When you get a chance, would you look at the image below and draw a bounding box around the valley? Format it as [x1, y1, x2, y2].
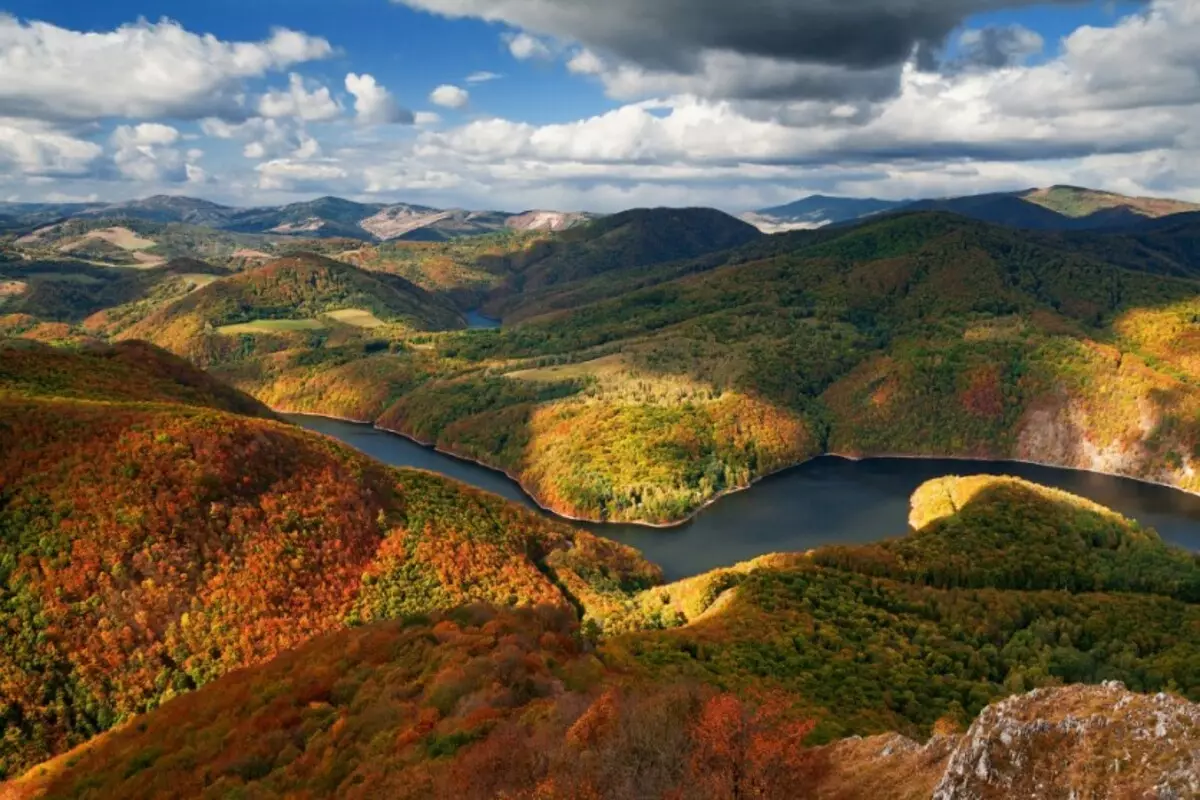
[4, 185, 1200, 798]
[293, 414, 1200, 579]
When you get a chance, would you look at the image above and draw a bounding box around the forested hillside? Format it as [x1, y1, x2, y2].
[7, 472, 1199, 798]
[0, 342, 657, 778]
[13, 210, 1200, 525]
[483, 207, 762, 315]
[355, 212, 1200, 523]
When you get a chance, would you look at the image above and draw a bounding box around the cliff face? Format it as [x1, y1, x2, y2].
[816, 683, 1199, 799]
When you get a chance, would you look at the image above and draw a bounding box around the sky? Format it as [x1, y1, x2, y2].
[0, 0, 1196, 213]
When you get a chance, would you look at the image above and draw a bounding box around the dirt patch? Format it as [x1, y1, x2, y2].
[0, 280, 26, 298]
[216, 319, 326, 335]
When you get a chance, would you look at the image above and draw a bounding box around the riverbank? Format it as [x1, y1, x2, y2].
[284, 411, 1200, 531]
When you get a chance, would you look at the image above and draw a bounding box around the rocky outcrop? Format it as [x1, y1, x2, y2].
[814, 684, 1200, 799]
[933, 683, 1200, 799]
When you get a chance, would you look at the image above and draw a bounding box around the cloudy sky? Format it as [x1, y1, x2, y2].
[0, 0, 1196, 212]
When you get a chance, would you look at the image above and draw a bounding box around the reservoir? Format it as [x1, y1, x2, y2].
[291, 415, 1200, 580]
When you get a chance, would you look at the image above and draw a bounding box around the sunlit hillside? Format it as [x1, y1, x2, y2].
[19, 210, 1200, 525]
[6, 471, 1198, 798]
[0, 342, 658, 777]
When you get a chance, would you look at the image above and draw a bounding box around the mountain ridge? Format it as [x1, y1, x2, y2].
[746, 185, 1200, 233]
[1, 195, 596, 244]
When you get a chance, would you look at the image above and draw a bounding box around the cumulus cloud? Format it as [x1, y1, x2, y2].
[345, 73, 414, 125]
[394, 0, 1092, 101]
[567, 49, 605, 76]
[0, 117, 102, 176]
[201, 116, 321, 160]
[9, 0, 1200, 212]
[505, 32, 553, 61]
[110, 123, 194, 182]
[258, 73, 342, 121]
[0, 16, 334, 122]
[430, 84, 470, 108]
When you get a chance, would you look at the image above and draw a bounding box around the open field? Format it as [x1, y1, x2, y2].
[176, 273, 222, 289]
[216, 318, 326, 335]
[323, 307, 386, 328]
[506, 353, 630, 382]
[61, 227, 158, 252]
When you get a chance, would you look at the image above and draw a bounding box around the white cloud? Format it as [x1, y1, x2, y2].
[255, 158, 348, 191]
[0, 16, 334, 122]
[201, 116, 321, 160]
[7, 0, 1200, 213]
[429, 84, 470, 109]
[110, 123, 188, 182]
[567, 49, 605, 76]
[466, 71, 503, 83]
[345, 73, 413, 125]
[258, 73, 341, 122]
[505, 32, 553, 61]
[0, 117, 102, 176]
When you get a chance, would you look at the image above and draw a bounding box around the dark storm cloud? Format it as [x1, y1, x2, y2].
[396, 0, 1124, 98]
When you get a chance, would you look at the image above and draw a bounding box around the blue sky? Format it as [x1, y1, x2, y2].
[0, 0, 1196, 211]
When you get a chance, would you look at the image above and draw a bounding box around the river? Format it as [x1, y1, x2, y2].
[290, 415, 1200, 580]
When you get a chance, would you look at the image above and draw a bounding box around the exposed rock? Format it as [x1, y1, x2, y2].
[932, 683, 1200, 799]
[505, 209, 594, 231]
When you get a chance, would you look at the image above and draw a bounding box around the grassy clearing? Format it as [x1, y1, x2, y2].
[216, 318, 326, 335]
[176, 274, 222, 289]
[76, 227, 158, 251]
[323, 308, 386, 328]
[506, 354, 629, 383]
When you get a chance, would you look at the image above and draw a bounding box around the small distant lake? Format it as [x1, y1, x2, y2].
[464, 310, 501, 329]
[291, 415, 1200, 580]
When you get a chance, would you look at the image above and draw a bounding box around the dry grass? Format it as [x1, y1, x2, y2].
[231, 248, 273, 261]
[62, 227, 157, 252]
[176, 274, 222, 289]
[216, 318, 326, 335]
[0, 280, 26, 301]
[507, 353, 630, 383]
[324, 308, 386, 329]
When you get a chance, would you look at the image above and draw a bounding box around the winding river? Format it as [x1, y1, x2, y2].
[291, 415, 1200, 580]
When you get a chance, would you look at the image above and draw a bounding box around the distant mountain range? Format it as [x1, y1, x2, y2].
[0, 195, 596, 242]
[3, 185, 1197, 246]
[743, 185, 1200, 233]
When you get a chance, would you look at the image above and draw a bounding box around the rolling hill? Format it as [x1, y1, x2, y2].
[15, 204, 1200, 527]
[0, 340, 659, 778]
[742, 195, 905, 231]
[36, 210, 1200, 526]
[484, 207, 762, 317]
[119, 253, 465, 364]
[2, 195, 595, 248]
[1021, 185, 1200, 220]
[5, 471, 1198, 798]
[0, 257, 231, 325]
[748, 185, 1200, 234]
[327, 211, 1200, 524]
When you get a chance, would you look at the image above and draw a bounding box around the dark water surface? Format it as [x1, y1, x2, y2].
[291, 415, 1200, 580]
[464, 309, 502, 329]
